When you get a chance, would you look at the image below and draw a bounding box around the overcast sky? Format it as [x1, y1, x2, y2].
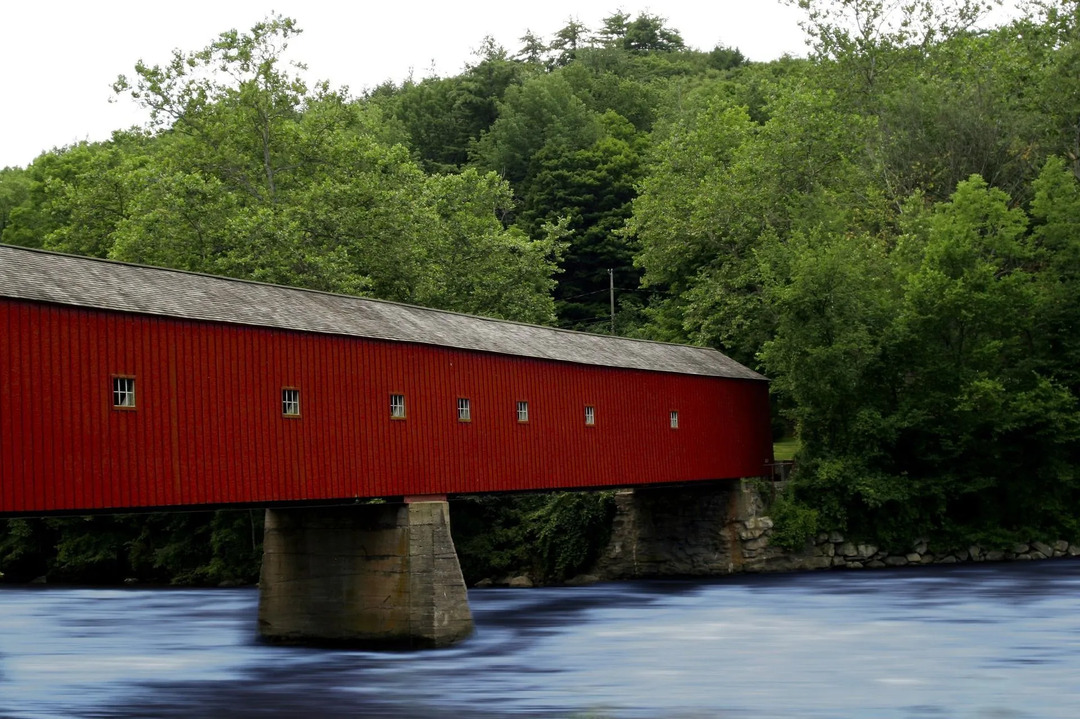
[0, 0, 812, 169]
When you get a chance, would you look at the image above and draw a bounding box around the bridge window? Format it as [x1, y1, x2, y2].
[517, 401, 529, 423]
[390, 393, 406, 419]
[281, 388, 300, 417]
[457, 397, 471, 422]
[585, 405, 595, 426]
[671, 410, 679, 429]
[112, 376, 136, 409]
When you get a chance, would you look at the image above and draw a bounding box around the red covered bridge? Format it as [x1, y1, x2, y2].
[0, 244, 771, 514]
[0, 244, 772, 647]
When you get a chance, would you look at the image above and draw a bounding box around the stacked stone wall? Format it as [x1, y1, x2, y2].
[736, 521, 1080, 573]
[592, 480, 1080, 582]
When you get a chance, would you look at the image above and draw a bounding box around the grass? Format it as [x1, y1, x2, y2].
[772, 436, 800, 462]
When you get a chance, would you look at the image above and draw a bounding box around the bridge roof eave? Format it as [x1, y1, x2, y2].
[0, 244, 766, 381]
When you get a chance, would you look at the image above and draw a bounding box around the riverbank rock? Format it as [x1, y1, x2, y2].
[564, 574, 600, 586]
[508, 575, 534, 588]
[738, 517, 773, 541]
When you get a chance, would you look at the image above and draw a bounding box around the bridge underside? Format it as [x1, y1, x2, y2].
[257, 500, 473, 648]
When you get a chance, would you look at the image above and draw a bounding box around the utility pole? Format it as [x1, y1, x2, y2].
[608, 268, 615, 335]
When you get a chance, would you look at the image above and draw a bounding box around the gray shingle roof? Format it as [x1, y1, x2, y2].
[0, 245, 765, 381]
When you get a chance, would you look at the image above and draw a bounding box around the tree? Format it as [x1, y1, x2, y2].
[708, 44, 746, 71]
[386, 49, 526, 174]
[474, 73, 600, 186]
[515, 30, 549, 66]
[623, 13, 686, 53]
[1028, 156, 1080, 391]
[595, 11, 631, 48]
[474, 70, 654, 329]
[788, 0, 998, 94]
[630, 82, 882, 361]
[0, 166, 34, 246]
[515, 111, 647, 329]
[762, 172, 1080, 545]
[114, 15, 317, 202]
[0, 136, 152, 256]
[550, 18, 590, 66]
[108, 17, 557, 320]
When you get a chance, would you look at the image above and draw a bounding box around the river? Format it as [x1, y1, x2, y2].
[1, 560, 1079, 718]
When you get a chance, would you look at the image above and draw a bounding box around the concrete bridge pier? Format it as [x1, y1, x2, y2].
[257, 499, 473, 648]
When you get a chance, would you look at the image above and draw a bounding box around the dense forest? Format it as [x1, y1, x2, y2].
[2, 0, 1079, 585]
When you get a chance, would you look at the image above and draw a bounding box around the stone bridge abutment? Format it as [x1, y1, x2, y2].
[257, 499, 473, 648]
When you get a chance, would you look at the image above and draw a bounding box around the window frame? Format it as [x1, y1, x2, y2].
[111, 375, 136, 411]
[281, 387, 301, 418]
[457, 397, 472, 423]
[516, 400, 529, 424]
[584, 404, 596, 427]
[670, 410, 679, 429]
[390, 393, 407, 420]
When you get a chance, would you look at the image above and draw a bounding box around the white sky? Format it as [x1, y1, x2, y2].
[0, 0, 810, 169]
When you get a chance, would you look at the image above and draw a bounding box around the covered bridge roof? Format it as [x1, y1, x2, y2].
[0, 245, 764, 380]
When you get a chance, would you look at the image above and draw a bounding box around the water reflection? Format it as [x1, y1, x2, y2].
[2, 561, 1079, 718]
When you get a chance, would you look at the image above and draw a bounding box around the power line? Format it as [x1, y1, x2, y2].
[558, 288, 609, 301]
[553, 315, 615, 329]
[558, 287, 674, 301]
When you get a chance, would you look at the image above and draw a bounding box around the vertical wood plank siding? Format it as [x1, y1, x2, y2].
[0, 299, 773, 513]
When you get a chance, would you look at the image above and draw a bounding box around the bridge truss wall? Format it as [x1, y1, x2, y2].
[0, 298, 772, 514]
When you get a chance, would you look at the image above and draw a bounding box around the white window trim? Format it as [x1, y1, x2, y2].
[517, 400, 529, 423]
[457, 397, 472, 422]
[390, 393, 406, 419]
[585, 405, 596, 426]
[112, 376, 136, 410]
[282, 387, 300, 417]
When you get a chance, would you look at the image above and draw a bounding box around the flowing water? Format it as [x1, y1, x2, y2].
[1, 560, 1079, 718]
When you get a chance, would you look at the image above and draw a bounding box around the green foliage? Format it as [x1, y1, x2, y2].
[756, 170, 1080, 547]
[0, 519, 53, 579]
[473, 71, 651, 329]
[0, 167, 31, 242]
[628, 2, 1080, 549]
[708, 45, 746, 71]
[451, 492, 615, 584]
[791, 0, 999, 95]
[768, 495, 820, 551]
[383, 51, 527, 173]
[620, 14, 687, 54]
[526, 491, 616, 581]
[631, 81, 884, 363]
[0, 511, 263, 585]
[8, 16, 561, 325]
[451, 495, 539, 583]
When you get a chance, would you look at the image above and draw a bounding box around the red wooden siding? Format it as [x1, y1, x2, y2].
[0, 299, 773, 514]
